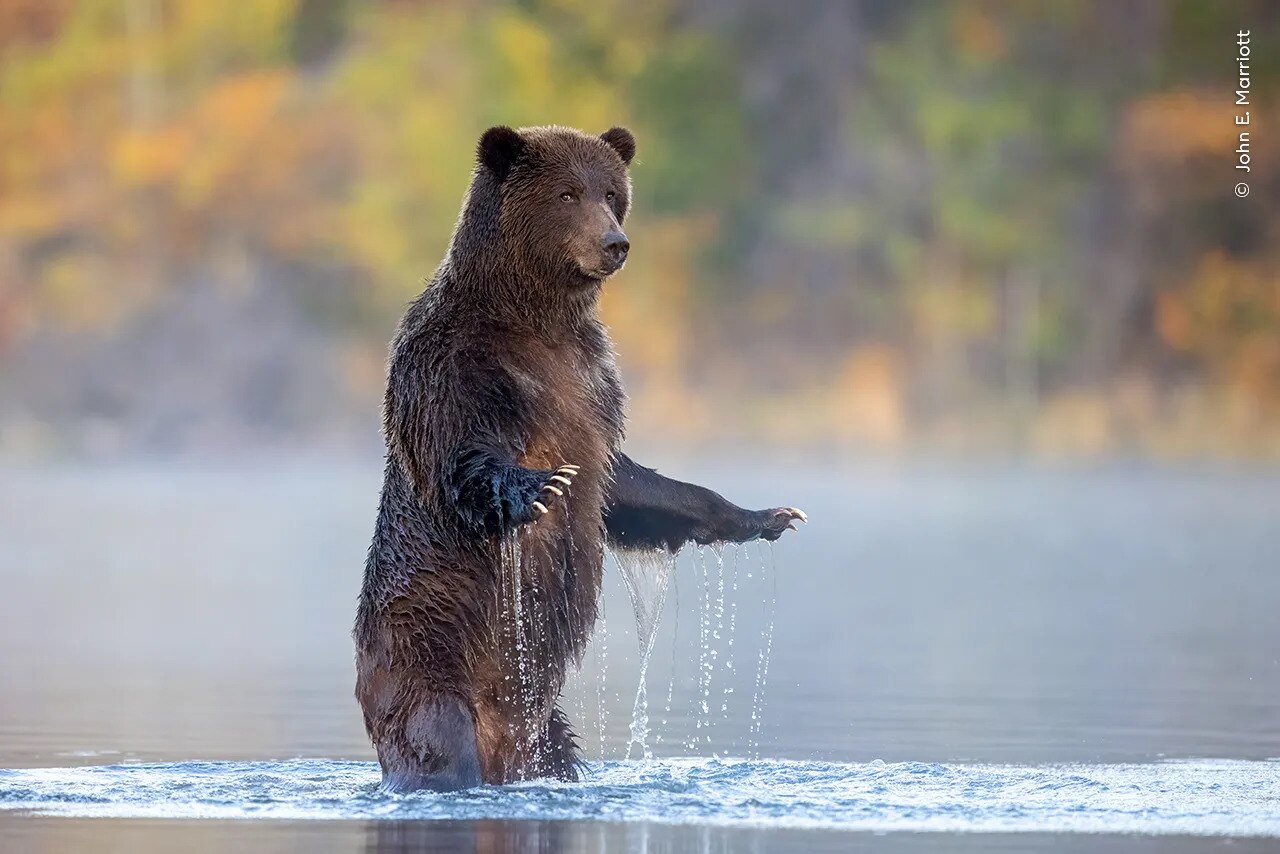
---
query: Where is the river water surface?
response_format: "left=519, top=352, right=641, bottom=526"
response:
left=1, top=459, right=1277, bottom=851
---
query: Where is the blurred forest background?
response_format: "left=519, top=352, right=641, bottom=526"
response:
left=1, top=0, right=1277, bottom=460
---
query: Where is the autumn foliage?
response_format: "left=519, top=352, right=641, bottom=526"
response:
left=1, top=1, right=1277, bottom=458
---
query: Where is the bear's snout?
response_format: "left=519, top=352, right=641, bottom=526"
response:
left=601, top=231, right=630, bottom=270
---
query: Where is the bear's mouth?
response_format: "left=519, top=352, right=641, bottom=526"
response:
left=577, top=260, right=625, bottom=281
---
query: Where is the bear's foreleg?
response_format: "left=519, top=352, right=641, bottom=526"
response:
left=450, top=447, right=579, bottom=535
left=604, top=452, right=806, bottom=551
left=378, top=693, right=483, bottom=793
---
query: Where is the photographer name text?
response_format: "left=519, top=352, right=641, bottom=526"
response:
left=1234, top=30, right=1253, bottom=197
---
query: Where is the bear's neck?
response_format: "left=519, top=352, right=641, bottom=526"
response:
left=442, top=173, right=603, bottom=339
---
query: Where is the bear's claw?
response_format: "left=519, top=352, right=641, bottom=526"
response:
left=758, top=506, right=808, bottom=541
left=528, top=464, right=578, bottom=521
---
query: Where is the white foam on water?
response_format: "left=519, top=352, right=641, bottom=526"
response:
left=1, top=758, right=1277, bottom=836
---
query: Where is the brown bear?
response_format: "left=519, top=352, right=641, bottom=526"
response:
left=354, top=124, right=805, bottom=792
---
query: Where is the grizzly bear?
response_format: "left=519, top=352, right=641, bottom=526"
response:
left=354, top=124, right=806, bottom=792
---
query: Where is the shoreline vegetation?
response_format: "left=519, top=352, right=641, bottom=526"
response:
left=1, top=2, right=1277, bottom=462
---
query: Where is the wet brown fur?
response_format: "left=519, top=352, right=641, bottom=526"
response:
left=354, top=126, right=633, bottom=788
left=354, top=124, right=804, bottom=792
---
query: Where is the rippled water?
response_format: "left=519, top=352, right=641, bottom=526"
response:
left=3, top=757, right=1280, bottom=836
left=1, top=460, right=1278, bottom=851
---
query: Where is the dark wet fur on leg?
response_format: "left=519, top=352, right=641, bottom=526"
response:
left=378, top=694, right=482, bottom=793
left=533, top=706, right=586, bottom=782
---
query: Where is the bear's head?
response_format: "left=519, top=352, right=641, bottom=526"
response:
left=476, top=124, right=636, bottom=287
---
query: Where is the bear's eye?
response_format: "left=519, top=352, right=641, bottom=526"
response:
left=605, top=191, right=616, bottom=202
left=560, top=191, right=576, bottom=203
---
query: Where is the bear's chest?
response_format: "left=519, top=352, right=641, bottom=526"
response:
left=508, top=344, right=617, bottom=479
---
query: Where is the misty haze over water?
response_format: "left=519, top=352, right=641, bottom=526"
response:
left=1, top=458, right=1277, bottom=850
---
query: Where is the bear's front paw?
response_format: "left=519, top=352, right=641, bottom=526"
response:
left=756, top=506, right=808, bottom=542
left=528, top=464, right=579, bottom=521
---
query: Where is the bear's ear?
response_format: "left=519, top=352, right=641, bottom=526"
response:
left=477, top=125, right=525, bottom=182
left=600, top=126, right=636, bottom=165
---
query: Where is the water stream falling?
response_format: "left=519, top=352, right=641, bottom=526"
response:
left=687, top=547, right=711, bottom=751
left=748, top=541, right=778, bottom=759
left=713, top=546, right=736, bottom=735
left=499, top=534, right=543, bottom=764
left=720, top=546, right=740, bottom=725
left=655, top=569, right=679, bottom=748
left=613, top=549, right=676, bottom=759
left=561, top=536, right=780, bottom=762
left=596, top=595, right=609, bottom=759
left=497, top=537, right=523, bottom=713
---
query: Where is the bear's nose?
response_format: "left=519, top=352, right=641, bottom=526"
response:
left=602, top=231, right=630, bottom=265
